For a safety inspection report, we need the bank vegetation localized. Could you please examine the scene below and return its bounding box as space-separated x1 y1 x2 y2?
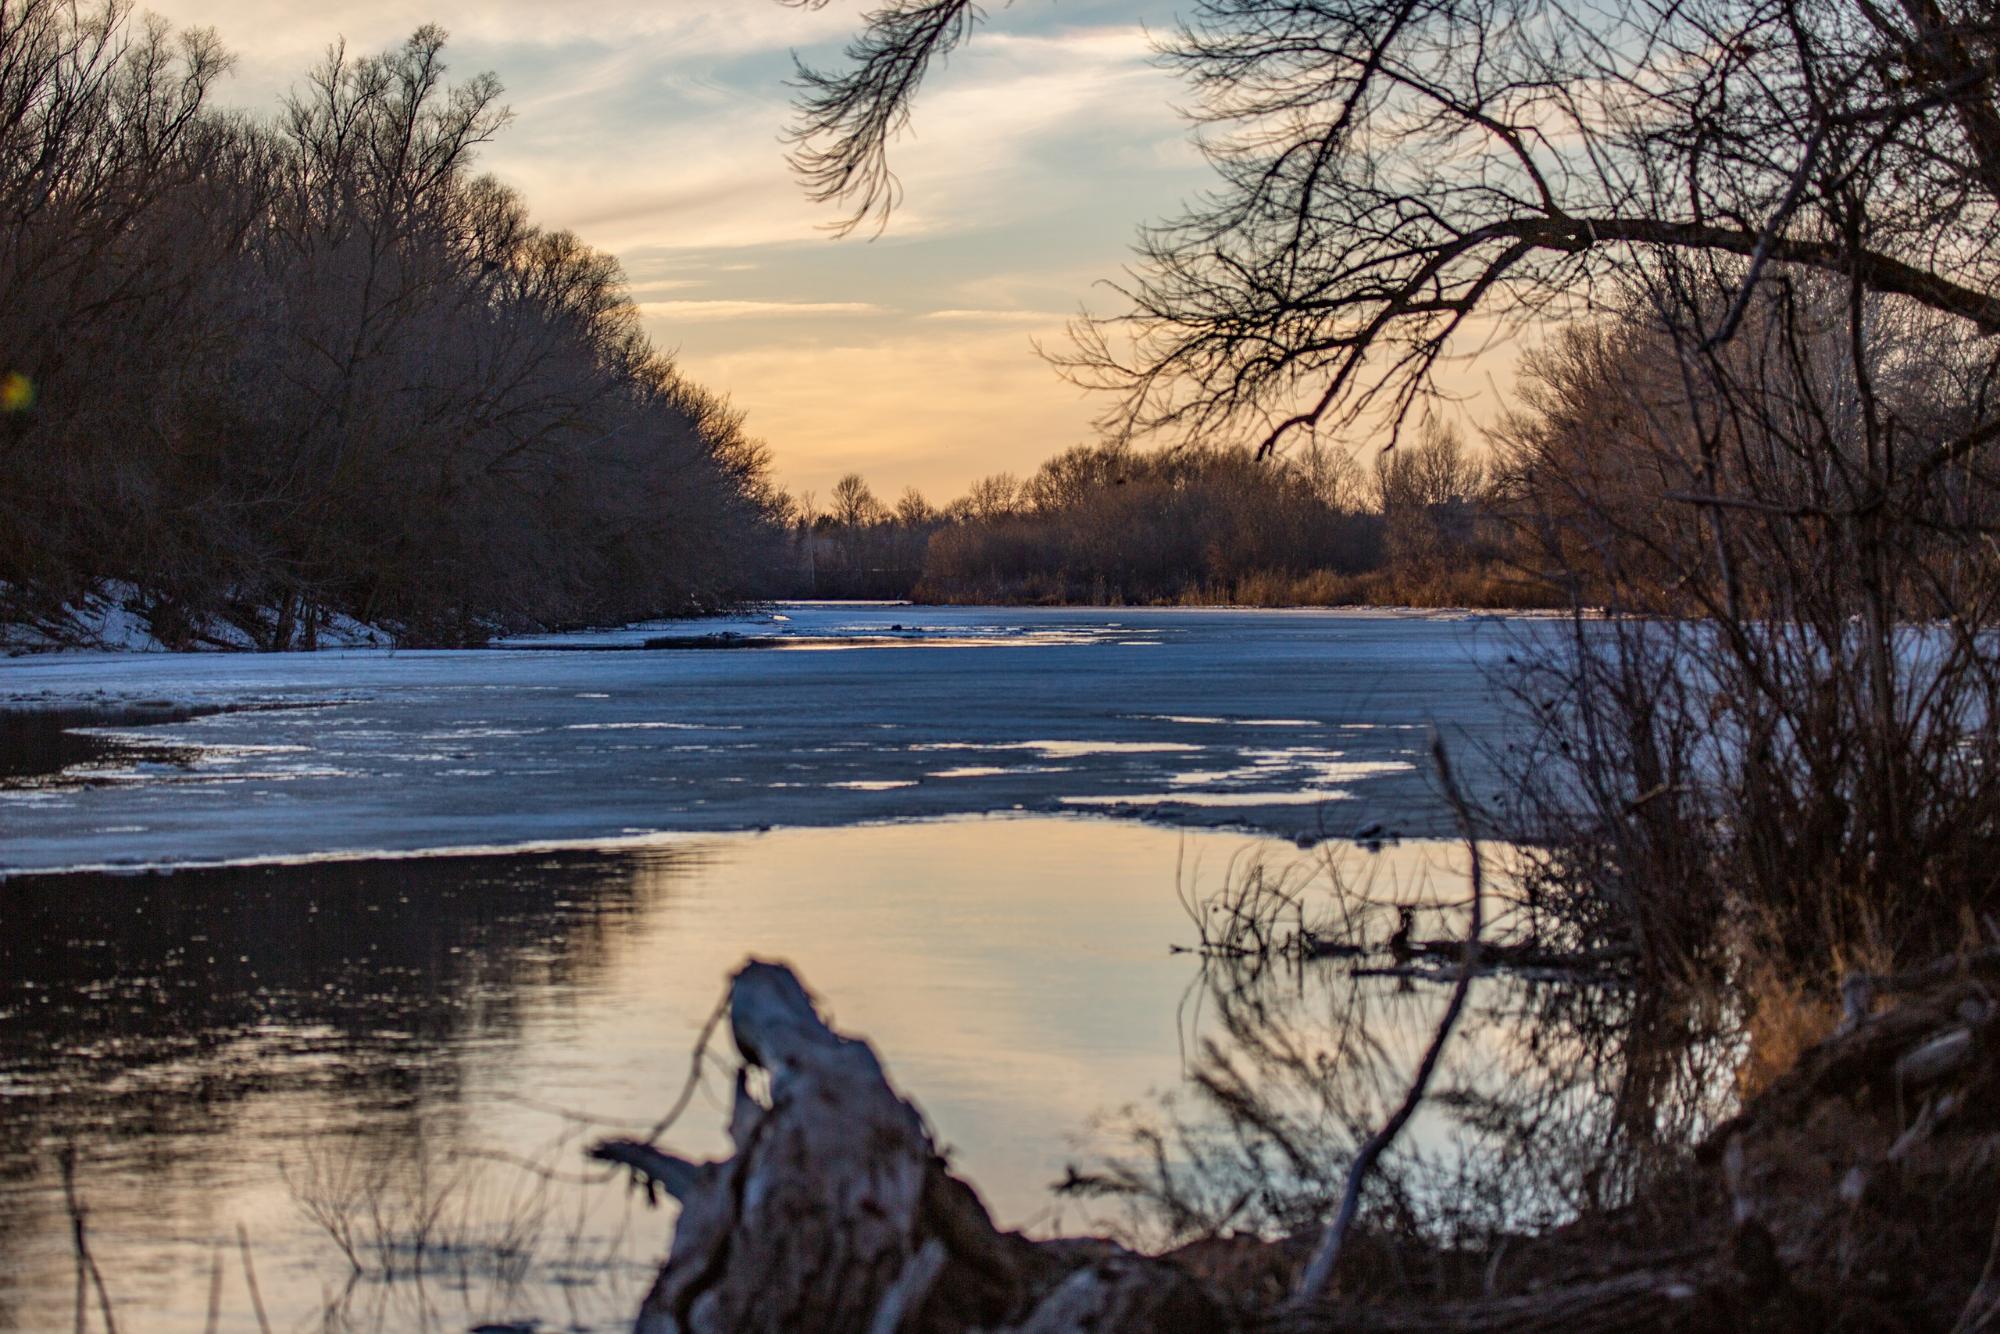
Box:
791 425 1533 608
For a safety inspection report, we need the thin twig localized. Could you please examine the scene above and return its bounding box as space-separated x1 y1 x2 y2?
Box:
1290 733 1485 1307
237 1224 272 1334
641 984 733 1144
72 1174 85 1334
58 1147 119 1334
202 1246 223 1334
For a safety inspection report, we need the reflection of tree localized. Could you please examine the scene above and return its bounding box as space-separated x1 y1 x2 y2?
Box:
0 706 203 781
0 847 688 1324
1068 878 1735 1272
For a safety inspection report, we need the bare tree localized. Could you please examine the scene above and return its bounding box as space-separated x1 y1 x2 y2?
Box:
785 0 2000 455
893 484 935 527
1284 438 1368 514
960 471 1020 521
778 0 984 237
828 472 886 527
1 13 789 644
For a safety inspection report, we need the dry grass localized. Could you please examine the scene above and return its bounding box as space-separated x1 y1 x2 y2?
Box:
1169 562 1559 611
282 1127 654 1332
1732 962 1843 1104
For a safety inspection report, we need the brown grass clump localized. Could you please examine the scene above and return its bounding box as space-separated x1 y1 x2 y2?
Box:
1733 964 1843 1105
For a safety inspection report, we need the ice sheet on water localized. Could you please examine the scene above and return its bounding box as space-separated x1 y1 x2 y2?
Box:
1 603 1522 870
1062 790 1354 808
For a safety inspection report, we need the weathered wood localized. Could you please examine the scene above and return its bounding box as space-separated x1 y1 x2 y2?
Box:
595 959 1230 1334
588 1141 700 1202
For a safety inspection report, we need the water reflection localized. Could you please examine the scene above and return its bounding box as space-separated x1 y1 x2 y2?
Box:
0 706 204 785
1066 845 1737 1266
0 820 1418 1329
0 818 1703 1331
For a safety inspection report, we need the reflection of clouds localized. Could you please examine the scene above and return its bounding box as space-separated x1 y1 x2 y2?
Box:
585 822 1500 1235
2 817 1518 1326
597 820 1286 1221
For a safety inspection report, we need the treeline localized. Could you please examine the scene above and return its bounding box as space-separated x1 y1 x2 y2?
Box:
0 8 786 647
793 429 1533 607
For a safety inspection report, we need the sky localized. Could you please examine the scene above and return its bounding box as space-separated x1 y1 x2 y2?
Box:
140 0 1218 504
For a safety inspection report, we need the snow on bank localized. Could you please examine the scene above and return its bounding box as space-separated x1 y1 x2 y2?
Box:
0 580 393 654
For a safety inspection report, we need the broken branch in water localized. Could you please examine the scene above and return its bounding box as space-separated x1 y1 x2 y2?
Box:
588 1139 701 1206
592 940 2000 1331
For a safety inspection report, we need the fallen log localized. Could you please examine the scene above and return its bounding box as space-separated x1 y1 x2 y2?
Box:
591 959 1229 1333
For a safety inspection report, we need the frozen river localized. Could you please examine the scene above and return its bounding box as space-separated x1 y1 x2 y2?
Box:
1 604 1524 874
0 605 1544 1332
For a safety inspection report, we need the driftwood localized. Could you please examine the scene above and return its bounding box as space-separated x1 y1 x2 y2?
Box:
591 960 1227 1333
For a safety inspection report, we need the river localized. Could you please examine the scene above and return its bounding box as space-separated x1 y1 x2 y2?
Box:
0 605 1555 1332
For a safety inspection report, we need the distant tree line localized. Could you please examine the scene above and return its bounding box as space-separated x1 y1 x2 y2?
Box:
0 7 787 646
792 428 1531 607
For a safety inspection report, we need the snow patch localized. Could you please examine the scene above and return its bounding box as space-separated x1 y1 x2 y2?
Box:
1 579 395 653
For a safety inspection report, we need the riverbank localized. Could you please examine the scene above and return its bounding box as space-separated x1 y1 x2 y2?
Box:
3 580 1571 658
603 948 2000 1331
909 560 1561 613
0 580 396 654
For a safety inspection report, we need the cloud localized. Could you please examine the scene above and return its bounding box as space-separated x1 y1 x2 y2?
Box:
639 300 886 322
153 2 1192 255
872 25 1188 224
921 309 1068 324
625 279 706 300
502 18 1186 254
148 1 858 82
